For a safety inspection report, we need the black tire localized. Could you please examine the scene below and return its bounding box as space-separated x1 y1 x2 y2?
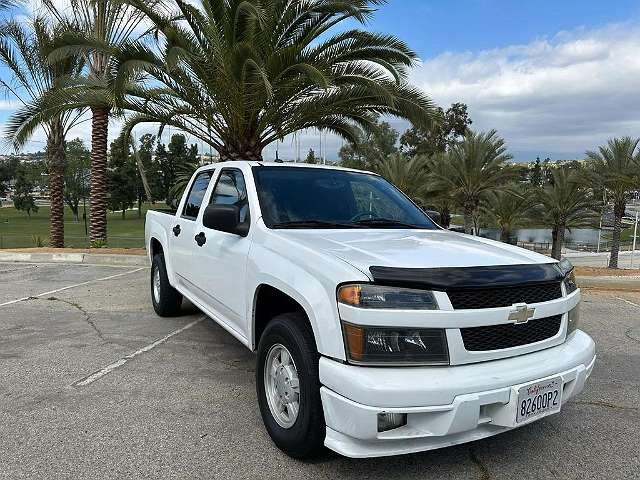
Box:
151 253 183 317
256 313 325 459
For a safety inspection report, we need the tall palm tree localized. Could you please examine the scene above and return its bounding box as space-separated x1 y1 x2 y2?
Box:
41 0 155 245
586 137 640 268
374 154 430 204
96 0 435 160
481 188 537 243
432 130 515 234
536 166 595 260
0 17 84 247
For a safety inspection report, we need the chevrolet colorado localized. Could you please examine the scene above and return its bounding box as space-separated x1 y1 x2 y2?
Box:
145 161 595 459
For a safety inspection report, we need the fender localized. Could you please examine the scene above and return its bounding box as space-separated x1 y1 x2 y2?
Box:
246 234 369 360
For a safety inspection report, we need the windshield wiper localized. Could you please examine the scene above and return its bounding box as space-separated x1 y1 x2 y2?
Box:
272 220 360 229
353 218 422 228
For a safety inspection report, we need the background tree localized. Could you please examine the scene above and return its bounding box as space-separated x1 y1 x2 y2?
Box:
131 133 157 212
107 138 137 218
339 121 399 170
42 0 157 245
13 163 38 217
153 134 199 207
529 158 544 186
537 166 595 260
374 154 430 206
305 149 319 165
431 130 515 234
1 16 84 247
64 138 90 222
586 137 640 268
481 188 536 243
0 157 19 203
400 102 472 156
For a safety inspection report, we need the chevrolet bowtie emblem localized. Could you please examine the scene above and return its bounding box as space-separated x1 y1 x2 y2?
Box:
508 303 535 324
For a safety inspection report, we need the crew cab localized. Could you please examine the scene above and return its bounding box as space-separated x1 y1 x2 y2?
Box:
145 161 595 459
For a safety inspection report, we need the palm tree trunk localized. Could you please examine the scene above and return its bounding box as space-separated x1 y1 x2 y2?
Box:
500 227 510 243
439 206 451 229
463 201 474 235
551 226 561 260
89 107 110 245
48 119 66 248
218 138 263 161
609 201 625 269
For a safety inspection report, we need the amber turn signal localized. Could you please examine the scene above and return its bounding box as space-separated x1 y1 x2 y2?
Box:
342 323 365 361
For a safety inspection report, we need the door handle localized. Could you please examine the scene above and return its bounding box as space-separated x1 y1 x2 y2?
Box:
195 232 206 247
172 225 181 237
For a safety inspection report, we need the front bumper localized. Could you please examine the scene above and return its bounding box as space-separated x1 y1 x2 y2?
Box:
320 330 596 458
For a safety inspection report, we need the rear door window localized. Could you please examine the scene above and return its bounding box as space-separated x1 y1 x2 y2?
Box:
181 171 213 220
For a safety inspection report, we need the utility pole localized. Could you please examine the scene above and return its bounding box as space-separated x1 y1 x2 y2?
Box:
632 211 638 268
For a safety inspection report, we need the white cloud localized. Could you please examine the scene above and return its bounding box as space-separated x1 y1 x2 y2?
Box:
410 22 640 159
0 100 21 110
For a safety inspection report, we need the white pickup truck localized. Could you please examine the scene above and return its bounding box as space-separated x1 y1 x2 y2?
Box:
145 161 595 459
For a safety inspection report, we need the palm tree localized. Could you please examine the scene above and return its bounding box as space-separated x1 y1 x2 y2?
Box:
536 166 595 260
13 0 436 241
586 137 640 268
432 130 515 234
105 0 435 160
41 0 155 245
0 17 84 247
481 188 536 243
374 154 430 204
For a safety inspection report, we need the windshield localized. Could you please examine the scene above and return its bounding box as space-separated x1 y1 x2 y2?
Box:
252 166 437 229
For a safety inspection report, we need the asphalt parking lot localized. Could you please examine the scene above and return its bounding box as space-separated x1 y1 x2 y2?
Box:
1 262 638 479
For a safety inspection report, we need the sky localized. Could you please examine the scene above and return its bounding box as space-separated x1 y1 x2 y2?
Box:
2 0 640 162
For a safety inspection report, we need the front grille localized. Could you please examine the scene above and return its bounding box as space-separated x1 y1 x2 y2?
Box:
446 283 562 309
461 315 562 351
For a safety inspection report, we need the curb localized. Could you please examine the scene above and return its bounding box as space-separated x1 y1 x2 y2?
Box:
0 251 149 267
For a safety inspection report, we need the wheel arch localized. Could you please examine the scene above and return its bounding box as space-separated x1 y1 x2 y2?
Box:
252 283 317 351
150 237 164 258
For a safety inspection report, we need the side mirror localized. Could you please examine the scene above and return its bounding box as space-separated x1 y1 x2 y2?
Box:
202 204 249 237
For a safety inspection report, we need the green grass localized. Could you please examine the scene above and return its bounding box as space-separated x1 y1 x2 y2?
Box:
0 203 164 248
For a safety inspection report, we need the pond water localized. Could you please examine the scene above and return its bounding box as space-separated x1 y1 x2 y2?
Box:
479 228 605 244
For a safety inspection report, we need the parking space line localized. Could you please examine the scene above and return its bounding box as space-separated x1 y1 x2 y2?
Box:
0 267 147 308
73 316 206 387
615 297 640 309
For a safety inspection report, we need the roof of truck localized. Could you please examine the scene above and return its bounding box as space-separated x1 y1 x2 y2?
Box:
202 160 376 175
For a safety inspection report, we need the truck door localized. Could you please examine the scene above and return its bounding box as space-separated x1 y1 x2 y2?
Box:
170 170 214 287
191 167 252 339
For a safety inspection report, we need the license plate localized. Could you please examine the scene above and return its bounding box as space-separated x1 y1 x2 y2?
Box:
516 377 562 424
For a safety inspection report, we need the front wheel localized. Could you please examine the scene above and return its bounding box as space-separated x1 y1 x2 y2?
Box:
151 253 183 317
256 313 325 459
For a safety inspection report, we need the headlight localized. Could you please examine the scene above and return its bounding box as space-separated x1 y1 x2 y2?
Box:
338 284 437 310
567 305 580 335
342 323 449 365
558 259 578 294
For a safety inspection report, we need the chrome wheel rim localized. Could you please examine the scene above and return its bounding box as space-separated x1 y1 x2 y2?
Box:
152 266 161 304
264 343 300 429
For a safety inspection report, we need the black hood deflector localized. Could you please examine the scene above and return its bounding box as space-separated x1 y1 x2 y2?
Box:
369 263 563 290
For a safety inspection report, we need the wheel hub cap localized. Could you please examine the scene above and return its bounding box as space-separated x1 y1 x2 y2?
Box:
264 344 300 429
152 267 161 303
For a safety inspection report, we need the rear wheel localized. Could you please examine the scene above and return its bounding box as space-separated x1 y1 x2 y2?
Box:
256 313 325 459
151 253 183 316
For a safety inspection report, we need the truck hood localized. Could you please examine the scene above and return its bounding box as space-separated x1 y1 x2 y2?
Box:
277 229 555 277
